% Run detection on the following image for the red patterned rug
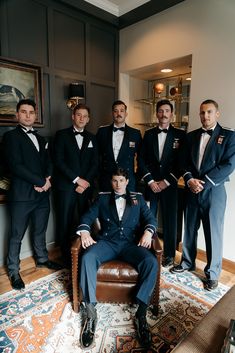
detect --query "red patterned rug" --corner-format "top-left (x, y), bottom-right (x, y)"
top-left (0, 268), bottom-right (228, 352)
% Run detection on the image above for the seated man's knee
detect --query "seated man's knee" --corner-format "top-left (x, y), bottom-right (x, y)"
top-left (141, 253), bottom-right (158, 273)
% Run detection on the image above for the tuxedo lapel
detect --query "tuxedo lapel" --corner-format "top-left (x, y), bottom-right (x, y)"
top-left (117, 126), bottom-right (129, 161)
top-left (161, 126), bottom-right (174, 161)
top-left (109, 192), bottom-right (120, 223)
top-left (200, 124), bottom-right (220, 172)
top-left (191, 129), bottom-right (201, 170)
top-left (80, 130), bottom-right (90, 151)
top-left (17, 126), bottom-right (40, 155)
top-left (152, 129), bottom-right (160, 161)
top-left (68, 127), bottom-right (82, 154)
top-left (108, 125), bottom-right (116, 161)
top-left (121, 192), bottom-right (133, 223)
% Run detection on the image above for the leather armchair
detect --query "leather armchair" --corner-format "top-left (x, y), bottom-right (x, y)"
top-left (71, 232), bottom-right (162, 316)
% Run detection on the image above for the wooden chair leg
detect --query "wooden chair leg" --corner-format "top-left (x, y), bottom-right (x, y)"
top-left (71, 248), bottom-right (80, 313)
top-left (150, 237), bottom-right (162, 316)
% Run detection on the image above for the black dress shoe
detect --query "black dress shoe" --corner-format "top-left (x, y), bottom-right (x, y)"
top-left (81, 317), bottom-right (97, 348)
top-left (36, 260), bottom-right (63, 270)
top-left (10, 273), bottom-right (25, 290)
top-left (135, 315), bottom-right (152, 347)
top-left (170, 264), bottom-right (195, 274)
top-left (162, 257), bottom-right (174, 267)
top-left (204, 279), bottom-right (218, 291)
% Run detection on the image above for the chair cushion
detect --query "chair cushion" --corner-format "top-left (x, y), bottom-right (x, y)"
top-left (97, 260), bottom-right (138, 283)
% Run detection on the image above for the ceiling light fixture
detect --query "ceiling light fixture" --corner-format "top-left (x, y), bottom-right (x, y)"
top-left (161, 68), bottom-right (172, 73)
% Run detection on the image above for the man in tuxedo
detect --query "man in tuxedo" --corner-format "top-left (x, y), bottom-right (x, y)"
top-left (3, 99), bottom-right (62, 290)
top-left (77, 168), bottom-right (157, 348)
top-left (171, 99), bottom-right (235, 290)
top-left (53, 103), bottom-right (98, 262)
top-left (139, 99), bottom-right (186, 267)
top-left (96, 100), bottom-right (142, 191)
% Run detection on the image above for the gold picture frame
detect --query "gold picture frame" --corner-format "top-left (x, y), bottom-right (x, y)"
top-left (0, 56), bottom-right (43, 126)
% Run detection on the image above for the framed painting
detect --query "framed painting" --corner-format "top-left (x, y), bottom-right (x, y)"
top-left (0, 57), bottom-right (43, 126)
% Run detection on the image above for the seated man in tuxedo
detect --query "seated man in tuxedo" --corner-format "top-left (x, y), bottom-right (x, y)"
top-left (77, 168), bottom-right (158, 348)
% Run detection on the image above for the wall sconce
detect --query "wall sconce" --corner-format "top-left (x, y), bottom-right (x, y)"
top-left (153, 82), bottom-right (165, 97)
top-left (66, 83), bottom-right (85, 109)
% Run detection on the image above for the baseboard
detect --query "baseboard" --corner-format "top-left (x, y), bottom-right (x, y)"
top-left (177, 242), bottom-right (235, 274)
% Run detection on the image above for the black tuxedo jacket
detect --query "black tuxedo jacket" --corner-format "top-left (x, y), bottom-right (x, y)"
top-left (3, 125), bottom-right (52, 201)
top-left (139, 125), bottom-right (186, 186)
top-left (182, 123), bottom-right (235, 189)
top-left (96, 124), bottom-right (142, 191)
top-left (53, 126), bottom-right (98, 191)
top-left (77, 191), bottom-right (156, 241)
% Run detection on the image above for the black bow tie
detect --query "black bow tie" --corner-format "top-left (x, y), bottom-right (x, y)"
top-left (156, 127), bottom-right (168, 134)
top-left (26, 129), bottom-right (37, 135)
top-left (113, 126), bottom-right (125, 132)
top-left (21, 126), bottom-right (38, 135)
top-left (74, 130), bottom-right (84, 136)
top-left (200, 128), bottom-right (213, 136)
top-left (115, 194), bottom-right (126, 200)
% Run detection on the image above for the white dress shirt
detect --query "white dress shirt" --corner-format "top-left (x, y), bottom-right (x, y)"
top-left (158, 128), bottom-right (168, 160)
top-left (115, 196), bottom-right (126, 220)
top-left (73, 127), bottom-right (84, 184)
top-left (198, 126), bottom-right (215, 169)
top-left (112, 125), bottom-right (125, 161)
top-left (74, 127), bottom-right (84, 150)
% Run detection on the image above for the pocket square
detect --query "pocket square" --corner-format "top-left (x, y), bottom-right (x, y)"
top-left (88, 141), bottom-right (93, 148)
top-left (129, 141), bottom-right (135, 148)
top-left (45, 142), bottom-right (49, 149)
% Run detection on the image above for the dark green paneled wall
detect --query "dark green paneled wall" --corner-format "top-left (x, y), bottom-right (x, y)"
top-left (0, 0), bottom-right (119, 137)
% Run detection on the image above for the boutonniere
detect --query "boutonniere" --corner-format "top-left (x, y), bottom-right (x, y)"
top-left (217, 135), bottom-right (225, 144)
top-left (130, 195), bottom-right (138, 206)
top-left (173, 138), bottom-right (180, 149)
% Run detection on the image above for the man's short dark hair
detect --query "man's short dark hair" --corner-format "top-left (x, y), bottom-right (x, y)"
top-left (112, 100), bottom-right (127, 111)
top-left (201, 99), bottom-right (219, 110)
top-left (73, 103), bottom-right (90, 116)
top-left (156, 99), bottom-right (173, 113)
top-left (16, 99), bottom-right (36, 112)
top-left (111, 167), bottom-right (129, 180)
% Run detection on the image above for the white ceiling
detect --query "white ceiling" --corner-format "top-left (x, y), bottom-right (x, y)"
top-left (129, 55), bottom-right (192, 81)
top-left (84, 0), bottom-right (150, 16)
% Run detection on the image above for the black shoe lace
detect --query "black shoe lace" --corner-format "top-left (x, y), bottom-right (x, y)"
top-left (85, 318), bottom-right (95, 334)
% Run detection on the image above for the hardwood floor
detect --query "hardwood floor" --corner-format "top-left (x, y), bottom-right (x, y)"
top-left (0, 247), bottom-right (234, 295)
top-left (0, 247), bottom-right (62, 295)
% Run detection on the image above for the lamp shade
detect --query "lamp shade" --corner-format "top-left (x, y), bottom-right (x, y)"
top-left (69, 83), bottom-right (84, 99)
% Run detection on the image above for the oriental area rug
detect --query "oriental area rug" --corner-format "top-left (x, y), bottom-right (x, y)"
top-left (0, 268), bottom-right (229, 353)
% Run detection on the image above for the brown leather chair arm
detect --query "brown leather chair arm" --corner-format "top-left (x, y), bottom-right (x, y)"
top-left (71, 236), bottom-right (82, 253)
top-left (151, 235), bottom-right (163, 256)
